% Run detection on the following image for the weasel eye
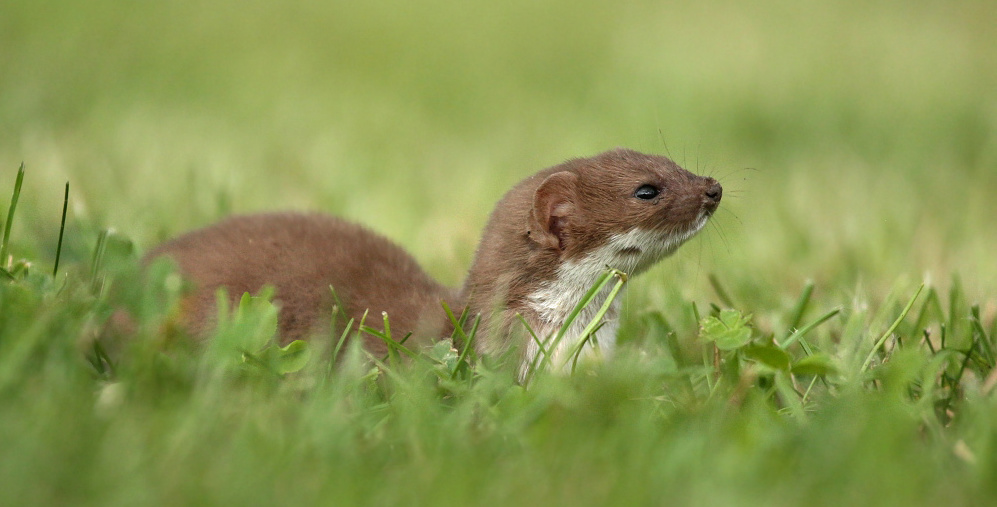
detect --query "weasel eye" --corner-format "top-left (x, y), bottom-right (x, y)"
top-left (634, 184), bottom-right (660, 200)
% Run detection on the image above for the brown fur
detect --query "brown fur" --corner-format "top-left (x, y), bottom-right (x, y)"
top-left (144, 213), bottom-right (456, 355)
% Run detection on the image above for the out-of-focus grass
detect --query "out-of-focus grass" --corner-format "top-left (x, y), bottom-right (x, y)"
top-left (2, 0), bottom-right (994, 291)
top-left (1, 0), bottom-right (996, 505)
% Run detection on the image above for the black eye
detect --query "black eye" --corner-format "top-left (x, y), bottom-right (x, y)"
top-left (634, 184), bottom-right (659, 200)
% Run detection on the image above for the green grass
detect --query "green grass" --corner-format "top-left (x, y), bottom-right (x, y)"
top-left (2, 0), bottom-right (996, 505)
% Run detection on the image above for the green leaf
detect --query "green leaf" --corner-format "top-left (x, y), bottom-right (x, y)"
top-left (427, 340), bottom-right (459, 374)
top-left (428, 340), bottom-right (457, 362)
top-left (234, 290), bottom-right (279, 353)
top-left (700, 309), bottom-right (753, 350)
top-left (275, 340), bottom-right (312, 374)
top-left (743, 344), bottom-right (791, 371)
top-left (209, 287), bottom-right (280, 366)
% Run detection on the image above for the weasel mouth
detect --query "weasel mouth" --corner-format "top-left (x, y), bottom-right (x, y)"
top-left (659, 215), bottom-right (709, 250)
top-left (617, 246), bottom-right (642, 256)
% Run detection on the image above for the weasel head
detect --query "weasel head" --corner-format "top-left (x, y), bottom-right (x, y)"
top-left (527, 148), bottom-right (722, 275)
top-left (463, 148), bottom-right (722, 363)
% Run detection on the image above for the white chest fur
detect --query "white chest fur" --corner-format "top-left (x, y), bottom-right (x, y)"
top-left (523, 221), bottom-right (707, 373)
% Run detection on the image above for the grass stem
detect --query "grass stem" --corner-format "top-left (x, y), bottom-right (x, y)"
top-left (53, 181), bottom-right (69, 277)
top-left (1, 163), bottom-right (25, 269)
top-left (861, 284), bottom-right (925, 372)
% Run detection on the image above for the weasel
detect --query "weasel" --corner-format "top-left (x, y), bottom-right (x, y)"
top-left (144, 148), bottom-right (722, 370)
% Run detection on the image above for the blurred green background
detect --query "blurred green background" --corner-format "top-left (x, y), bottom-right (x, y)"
top-left (2, 0), bottom-right (995, 301)
top-left (3, 2), bottom-right (997, 505)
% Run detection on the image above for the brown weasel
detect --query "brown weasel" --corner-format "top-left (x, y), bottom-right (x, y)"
top-left (144, 148), bottom-right (722, 369)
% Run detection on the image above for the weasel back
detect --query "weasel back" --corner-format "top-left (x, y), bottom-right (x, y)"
top-left (144, 212), bottom-right (453, 354)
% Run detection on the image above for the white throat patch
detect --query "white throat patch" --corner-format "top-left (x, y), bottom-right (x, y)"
top-left (523, 217), bottom-right (708, 374)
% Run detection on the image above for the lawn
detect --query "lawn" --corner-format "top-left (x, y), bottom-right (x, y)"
top-left (1, 0), bottom-right (996, 505)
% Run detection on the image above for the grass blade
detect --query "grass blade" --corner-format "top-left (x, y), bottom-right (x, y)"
top-left (567, 269), bottom-right (628, 372)
top-left (785, 281), bottom-right (815, 335)
top-left (779, 307), bottom-right (840, 349)
top-left (545, 268), bottom-right (618, 365)
top-left (970, 305), bottom-right (994, 367)
top-left (520, 313), bottom-right (550, 381)
top-left (708, 273), bottom-right (736, 308)
top-left (52, 181), bottom-right (69, 277)
top-left (451, 315), bottom-right (480, 380)
top-left (861, 284), bottom-right (925, 371)
top-left (442, 300), bottom-right (472, 350)
top-left (90, 229), bottom-right (110, 294)
top-left (1, 163), bottom-right (26, 269)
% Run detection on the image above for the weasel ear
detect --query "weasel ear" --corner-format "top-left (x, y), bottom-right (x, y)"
top-left (529, 171), bottom-right (578, 252)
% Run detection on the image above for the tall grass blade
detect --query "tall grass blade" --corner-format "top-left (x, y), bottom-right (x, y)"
top-left (52, 182), bottom-right (69, 277)
top-left (450, 316), bottom-right (479, 379)
top-left (785, 281), bottom-right (815, 335)
top-left (520, 313), bottom-right (549, 381)
top-left (948, 275), bottom-right (964, 342)
top-left (89, 229), bottom-right (110, 294)
top-left (861, 284), bottom-right (924, 371)
top-left (545, 268), bottom-right (617, 367)
top-left (970, 305), bottom-right (994, 367)
top-left (1, 163), bottom-right (25, 269)
top-left (910, 287), bottom-right (940, 344)
top-left (708, 273), bottom-right (736, 308)
top-left (442, 301), bottom-right (472, 351)
top-left (331, 317), bottom-right (356, 366)
top-left (779, 307), bottom-right (840, 349)
top-left (568, 269), bottom-right (627, 372)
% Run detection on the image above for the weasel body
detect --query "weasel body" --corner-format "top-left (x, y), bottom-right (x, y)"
top-left (145, 148), bottom-right (722, 367)
top-left (144, 213), bottom-right (454, 356)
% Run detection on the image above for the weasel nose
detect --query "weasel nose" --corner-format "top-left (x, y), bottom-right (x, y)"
top-left (705, 180), bottom-right (723, 203)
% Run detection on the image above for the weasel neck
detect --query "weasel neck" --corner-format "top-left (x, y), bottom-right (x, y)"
top-left (522, 256), bottom-right (625, 371)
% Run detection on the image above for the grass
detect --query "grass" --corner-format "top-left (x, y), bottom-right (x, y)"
top-left (2, 0), bottom-right (997, 505)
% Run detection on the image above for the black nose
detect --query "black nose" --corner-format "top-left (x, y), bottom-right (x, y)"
top-left (705, 180), bottom-right (723, 203)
